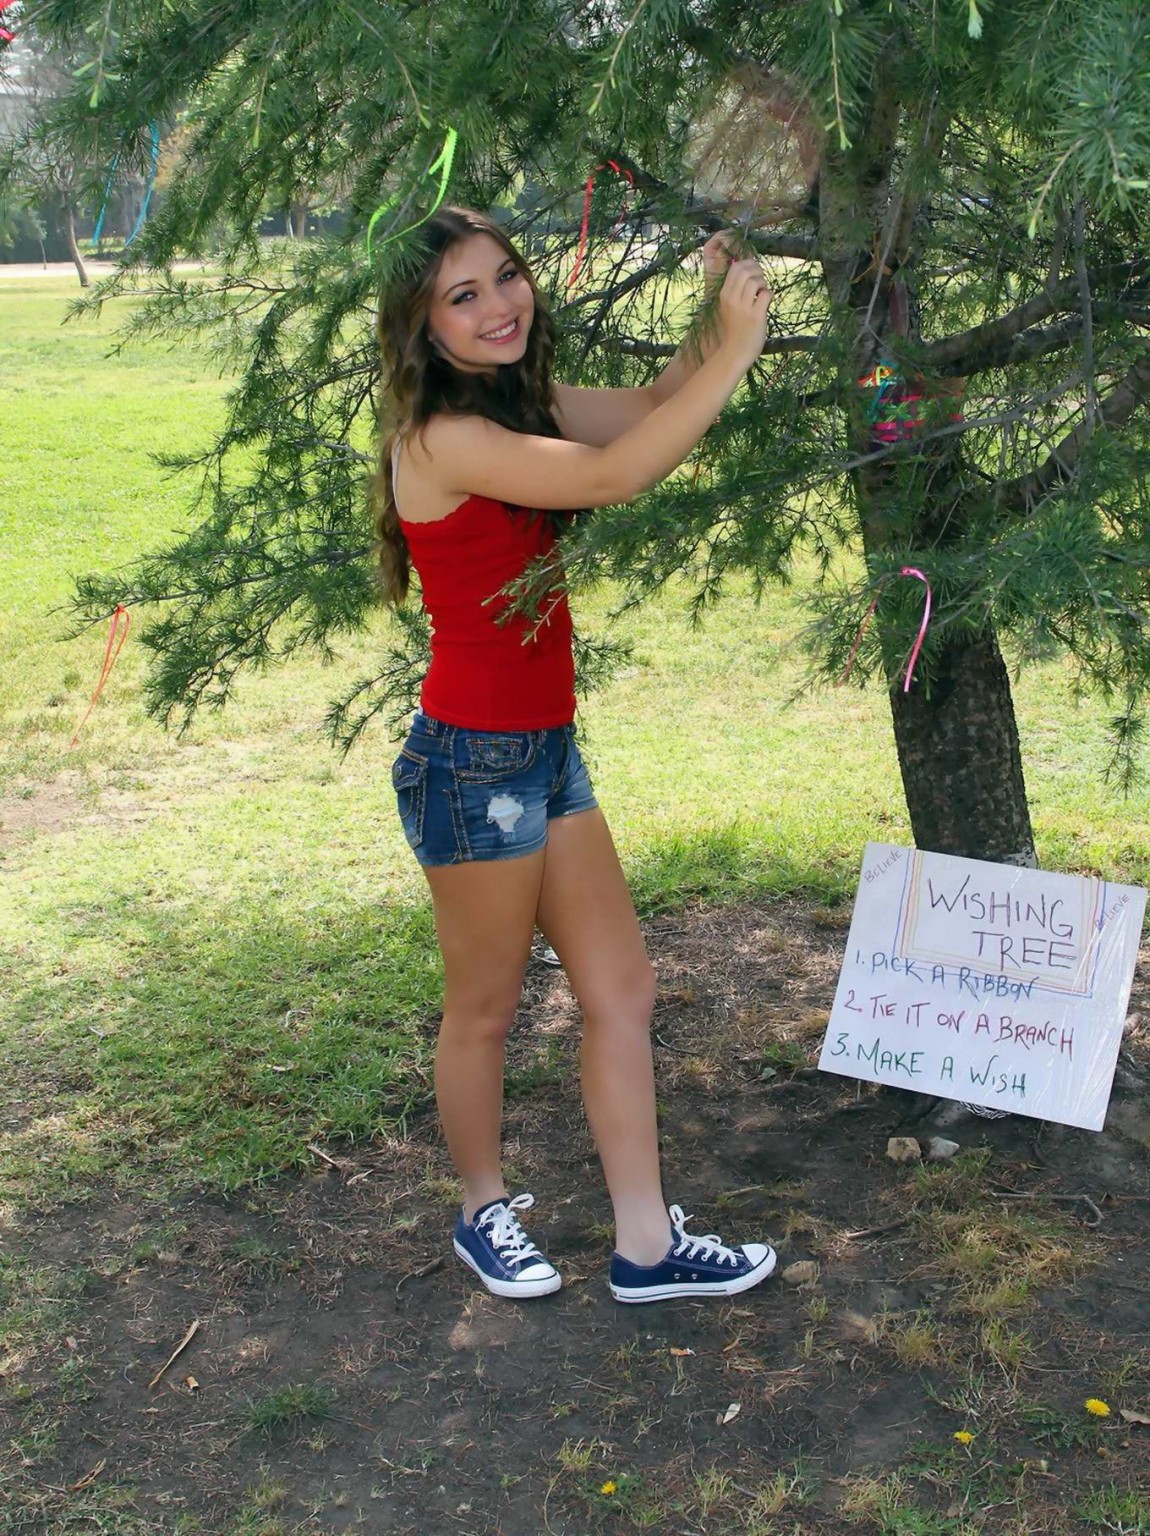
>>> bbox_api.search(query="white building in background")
[0,74,34,139]
[1,31,38,139]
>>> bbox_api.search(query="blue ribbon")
[92,123,160,247]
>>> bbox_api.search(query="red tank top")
[401,495,576,730]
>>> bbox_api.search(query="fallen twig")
[67,1459,106,1493]
[842,1217,911,1240]
[654,1032,697,1055]
[990,1190,1104,1226]
[306,1142,344,1171]
[1080,1195,1103,1227]
[148,1319,200,1391]
[395,1257,443,1298]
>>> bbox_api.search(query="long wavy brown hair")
[373,207,563,605]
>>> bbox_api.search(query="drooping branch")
[556,228,814,319]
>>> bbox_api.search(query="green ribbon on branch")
[366,127,459,258]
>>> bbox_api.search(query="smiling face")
[426,232,535,374]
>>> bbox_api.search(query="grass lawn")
[2,274,1149,1207]
[1,276,1148,1536]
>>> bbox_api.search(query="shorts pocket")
[456,732,537,783]
[392,748,429,850]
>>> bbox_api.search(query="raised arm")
[415,259,772,510]
[554,234,742,447]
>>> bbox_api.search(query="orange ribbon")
[70,605,130,747]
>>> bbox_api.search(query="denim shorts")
[392,712,598,866]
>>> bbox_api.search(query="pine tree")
[13,0,1150,864]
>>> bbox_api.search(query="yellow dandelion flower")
[953,1430,975,1445]
[600,1481,617,1496]
[1085,1398,1111,1418]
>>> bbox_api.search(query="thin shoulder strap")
[390,432,403,514]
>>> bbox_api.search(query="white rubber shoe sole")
[453,1239,562,1298]
[610,1244,778,1304]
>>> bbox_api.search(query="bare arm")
[647,234,732,405]
[553,234,738,446]
[413,260,771,511]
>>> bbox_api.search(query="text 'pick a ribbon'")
[69,605,130,748]
[567,160,635,291]
[366,126,458,259]
[838,566,932,694]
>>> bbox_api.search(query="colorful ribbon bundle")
[839,566,933,694]
[858,359,964,446]
[567,160,635,290]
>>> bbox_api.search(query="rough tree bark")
[888,637,1036,863]
[819,71,1036,865]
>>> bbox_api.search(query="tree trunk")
[819,77,1036,871]
[62,203,89,288]
[290,201,308,238]
[888,628,1036,864]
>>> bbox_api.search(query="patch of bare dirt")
[0,778,90,841]
[0,750,228,850]
[2,899,1148,1533]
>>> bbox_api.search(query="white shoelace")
[478,1192,547,1267]
[668,1204,740,1267]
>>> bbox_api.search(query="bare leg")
[423,851,546,1220]
[535,809,671,1265]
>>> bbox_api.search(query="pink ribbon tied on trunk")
[838,566,932,694]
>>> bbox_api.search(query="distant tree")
[0,184,45,257]
[1,25,104,281]
[18,0,1150,865]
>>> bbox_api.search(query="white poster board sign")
[818,843,1145,1130]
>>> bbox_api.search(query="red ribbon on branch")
[838,566,932,694]
[567,160,635,291]
[69,605,130,747]
[0,0,16,44]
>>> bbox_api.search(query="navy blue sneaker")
[609,1204,777,1304]
[453,1193,562,1299]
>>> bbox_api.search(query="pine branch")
[595,334,824,360]
[1074,199,1097,431]
[927,261,1150,371]
[746,232,817,262]
[949,315,1086,375]
[996,345,1150,516]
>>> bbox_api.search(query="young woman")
[376,206,775,1304]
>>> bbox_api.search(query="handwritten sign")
[818,844,1145,1130]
